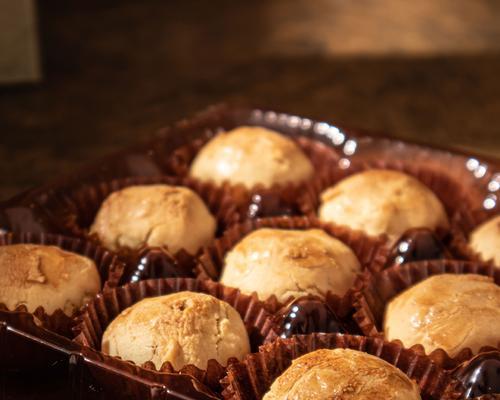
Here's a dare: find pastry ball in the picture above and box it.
[469,215,500,266]
[319,169,449,242]
[189,126,314,188]
[263,348,421,400]
[0,244,101,315]
[90,185,216,254]
[384,274,500,357]
[220,228,361,303]
[101,291,250,370]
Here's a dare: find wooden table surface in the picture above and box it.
[1,0,500,201]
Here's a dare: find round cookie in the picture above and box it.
[0,244,101,315]
[189,126,314,188]
[469,214,500,266]
[384,274,500,357]
[220,228,361,303]
[263,348,421,400]
[90,185,216,254]
[319,169,449,242]
[101,291,250,370]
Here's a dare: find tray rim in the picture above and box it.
[1,102,499,207]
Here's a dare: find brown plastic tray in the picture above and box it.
[1,310,220,399]
[1,104,499,399]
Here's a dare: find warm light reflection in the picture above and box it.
[483,194,497,210]
[343,139,357,155]
[466,158,479,171]
[338,158,350,169]
[474,164,487,178]
[488,173,500,192]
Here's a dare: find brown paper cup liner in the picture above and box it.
[40,175,241,283]
[1,305,219,399]
[165,132,340,221]
[73,277,276,393]
[196,216,390,322]
[449,205,500,266]
[353,259,500,370]
[299,158,473,228]
[42,175,239,237]
[79,346,221,400]
[0,232,125,337]
[221,333,464,400]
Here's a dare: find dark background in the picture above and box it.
[1,0,500,200]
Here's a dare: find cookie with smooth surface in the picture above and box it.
[263,348,421,400]
[189,126,314,188]
[101,291,250,370]
[220,228,361,302]
[469,214,500,266]
[384,274,500,357]
[90,185,216,254]
[319,169,449,242]
[0,244,101,315]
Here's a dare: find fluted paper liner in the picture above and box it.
[221,333,464,400]
[41,175,242,283]
[1,308,219,399]
[353,259,500,370]
[0,232,124,337]
[449,205,499,266]
[80,345,221,399]
[73,277,276,393]
[299,158,472,228]
[196,215,390,319]
[166,132,340,221]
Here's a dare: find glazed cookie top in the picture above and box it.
[384,273,500,357]
[189,126,314,188]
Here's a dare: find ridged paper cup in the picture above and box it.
[166,130,340,221]
[0,232,124,337]
[299,159,473,233]
[353,259,500,369]
[40,175,241,283]
[196,215,390,336]
[73,277,276,394]
[0,306,219,399]
[221,333,464,400]
[449,205,499,266]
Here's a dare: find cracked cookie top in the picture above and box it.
[90,184,216,254]
[101,291,250,370]
[0,244,101,315]
[263,348,421,400]
[220,228,361,302]
[189,126,314,189]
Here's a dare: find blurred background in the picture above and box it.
[1,0,500,201]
